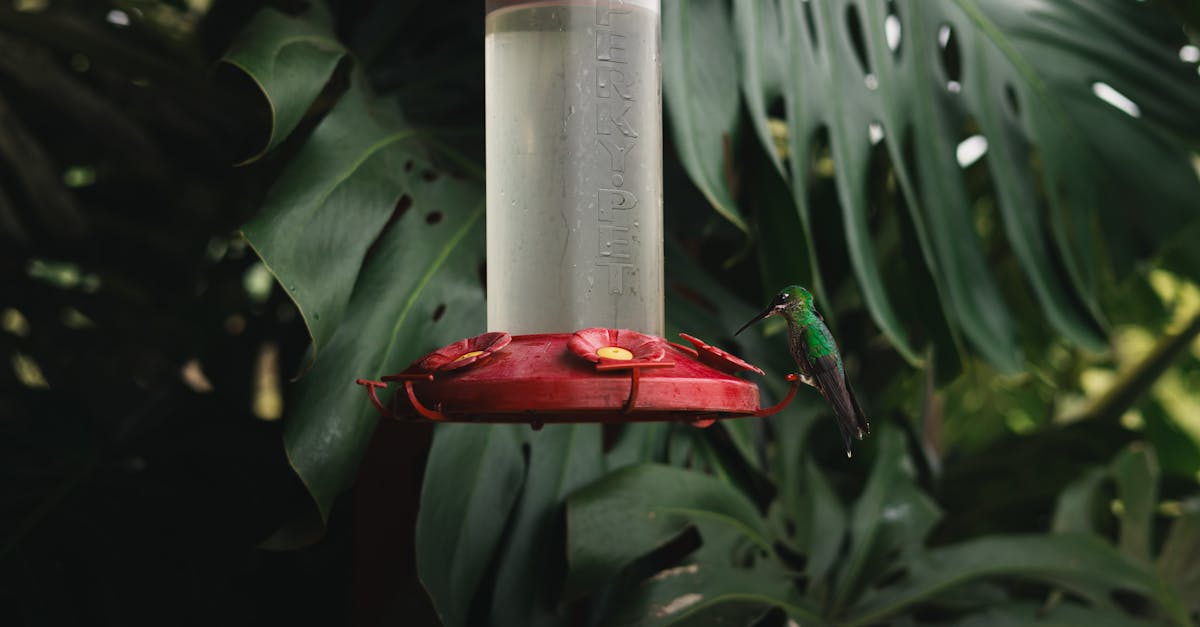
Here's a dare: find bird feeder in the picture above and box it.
[356,0,798,426]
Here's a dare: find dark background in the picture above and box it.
[0,1,482,624]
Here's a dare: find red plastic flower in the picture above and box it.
[568,328,666,364]
[679,333,763,375]
[414,331,511,372]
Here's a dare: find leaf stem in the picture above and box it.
[1069,310,1200,424]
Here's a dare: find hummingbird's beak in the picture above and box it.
[734,306,774,336]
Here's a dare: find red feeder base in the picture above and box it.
[356,332,798,427]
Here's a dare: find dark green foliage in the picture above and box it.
[4,1,1200,625]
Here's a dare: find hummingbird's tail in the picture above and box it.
[816,373,870,458]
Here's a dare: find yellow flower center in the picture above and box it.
[596,346,633,360]
[454,350,485,361]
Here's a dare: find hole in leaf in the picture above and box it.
[937,24,961,84]
[396,194,412,218]
[885,1,902,56]
[767,96,786,119]
[868,121,885,145]
[956,134,988,168]
[421,169,439,182]
[955,119,999,251]
[845,3,872,78]
[801,0,819,52]
[426,211,443,225]
[766,97,789,162]
[809,125,834,179]
[1092,81,1141,118]
[431,303,446,322]
[1004,83,1021,117]
[404,160,414,172]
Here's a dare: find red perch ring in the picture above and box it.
[357,331,798,425]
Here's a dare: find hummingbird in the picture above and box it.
[736,285,870,457]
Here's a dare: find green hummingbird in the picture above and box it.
[736,285,870,457]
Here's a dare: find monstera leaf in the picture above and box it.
[1052,442,1200,616]
[222,3,346,162]
[563,425,1188,625]
[226,5,488,533]
[667,0,1200,371]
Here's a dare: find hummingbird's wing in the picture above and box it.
[793,325,871,457]
[809,358,870,457]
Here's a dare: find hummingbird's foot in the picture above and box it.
[799,374,816,388]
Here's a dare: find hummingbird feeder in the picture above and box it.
[355,0,798,427]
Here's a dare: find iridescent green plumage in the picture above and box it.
[736,285,870,457]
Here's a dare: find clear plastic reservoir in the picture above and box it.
[485,0,663,335]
